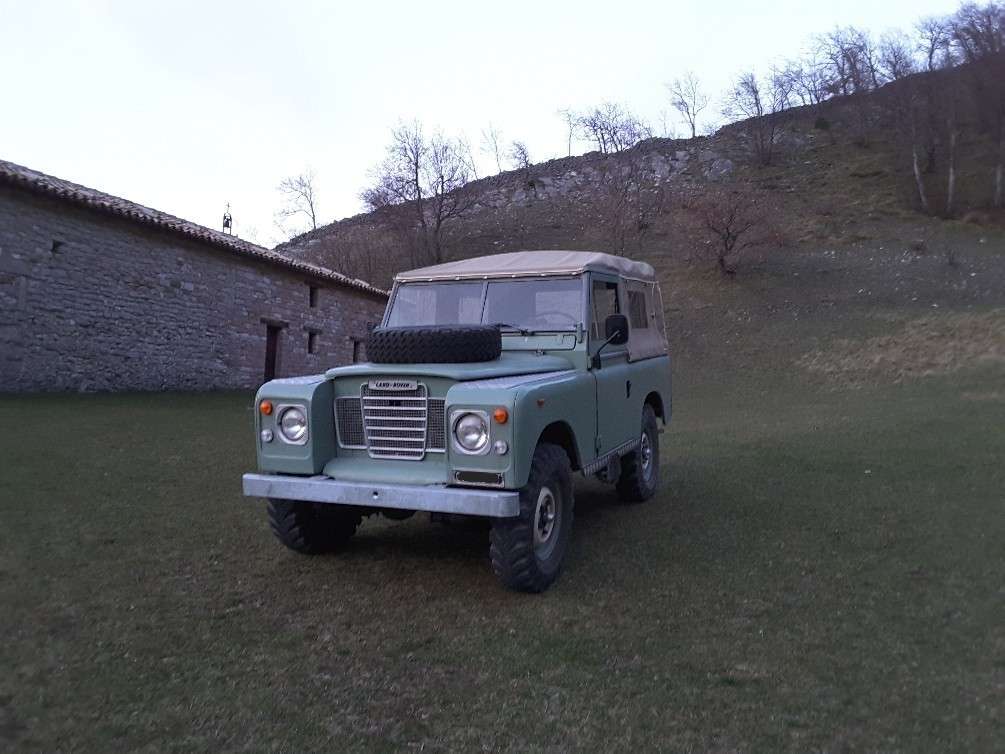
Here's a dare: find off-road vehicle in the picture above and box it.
[243,250,672,592]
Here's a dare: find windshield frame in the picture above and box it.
[383,275,589,334]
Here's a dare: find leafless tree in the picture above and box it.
[667,71,709,139]
[814,27,886,144]
[458,134,479,181]
[878,31,918,82]
[277,169,320,235]
[950,1,1005,206]
[688,186,778,275]
[655,109,681,139]
[816,27,882,96]
[507,140,531,171]
[882,66,933,213]
[596,149,672,255]
[508,140,534,195]
[575,103,652,154]
[480,123,505,174]
[774,55,830,107]
[950,1,1004,61]
[723,71,791,166]
[557,108,577,156]
[362,120,475,264]
[917,16,955,71]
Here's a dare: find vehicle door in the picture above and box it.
[589,273,636,458]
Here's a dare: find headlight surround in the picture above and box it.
[278,405,309,444]
[453,412,489,454]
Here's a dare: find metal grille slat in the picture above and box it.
[334,397,365,448]
[427,399,446,452]
[362,382,428,459]
[336,383,446,457]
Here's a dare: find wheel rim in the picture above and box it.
[640,430,653,481]
[533,485,560,559]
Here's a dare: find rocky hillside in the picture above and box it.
[277,67,1003,291]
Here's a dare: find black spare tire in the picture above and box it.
[366,325,502,364]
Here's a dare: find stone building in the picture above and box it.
[0,159,387,392]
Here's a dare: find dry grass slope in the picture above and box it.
[797,309,1005,385]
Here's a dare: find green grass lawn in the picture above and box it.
[2,363,1003,753]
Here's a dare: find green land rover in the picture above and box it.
[243,250,672,592]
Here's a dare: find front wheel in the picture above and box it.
[267,499,362,554]
[616,404,660,502]
[489,443,574,593]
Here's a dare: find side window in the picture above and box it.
[628,289,649,329]
[591,279,620,339]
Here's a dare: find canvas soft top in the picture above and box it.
[395,250,657,283]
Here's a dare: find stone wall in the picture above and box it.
[0,187,386,392]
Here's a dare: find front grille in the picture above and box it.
[334,382,446,459]
[362,382,427,459]
[426,399,446,450]
[334,397,365,448]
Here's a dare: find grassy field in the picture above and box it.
[2,341,1003,752]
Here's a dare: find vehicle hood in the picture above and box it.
[325,351,573,381]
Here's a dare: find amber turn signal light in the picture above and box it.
[493,407,509,424]
[259,400,273,416]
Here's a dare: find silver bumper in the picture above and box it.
[242,473,519,518]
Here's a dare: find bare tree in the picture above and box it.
[596,148,672,255]
[688,186,778,275]
[508,140,535,196]
[944,79,963,216]
[723,72,791,166]
[480,123,505,174]
[878,31,918,82]
[950,1,1005,206]
[950,1,1004,61]
[507,140,531,171]
[816,27,882,96]
[575,103,652,154]
[458,134,479,181]
[882,64,933,213]
[655,109,681,139]
[814,27,885,144]
[775,56,830,107]
[557,108,577,156]
[668,71,709,139]
[917,16,955,71]
[362,121,475,264]
[277,169,320,235]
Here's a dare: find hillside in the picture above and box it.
[276,67,1004,295]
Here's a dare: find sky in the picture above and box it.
[1,0,962,247]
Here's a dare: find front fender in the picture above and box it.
[510,372,595,487]
[446,369,595,489]
[254,375,335,475]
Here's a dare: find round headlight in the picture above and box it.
[279,406,308,442]
[454,413,489,452]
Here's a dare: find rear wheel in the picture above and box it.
[489,443,574,593]
[616,404,660,502]
[267,499,362,554]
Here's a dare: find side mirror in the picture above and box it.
[592,313,629,369]
[604,314,629,345]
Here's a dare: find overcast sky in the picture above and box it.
[2,0,960,246]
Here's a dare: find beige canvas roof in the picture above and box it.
[395,250,657,282]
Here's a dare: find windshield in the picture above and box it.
[385,278,583,332]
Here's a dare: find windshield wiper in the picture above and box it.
[491,322,531,335]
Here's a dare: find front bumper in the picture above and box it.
[242,473,519,518]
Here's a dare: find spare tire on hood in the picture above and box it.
[366,325,502,364]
